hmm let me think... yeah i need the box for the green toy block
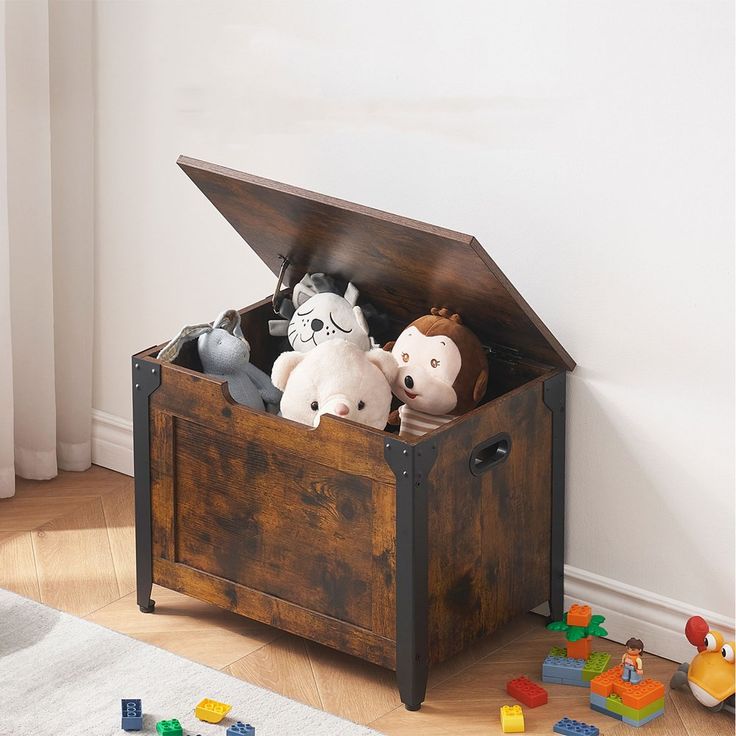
[605,693,665,721]
[549,646,567,657]
[582,652,611,681]
[156,719,182,736]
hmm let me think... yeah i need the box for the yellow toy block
[194,698,232,723]
[500,704,525,733]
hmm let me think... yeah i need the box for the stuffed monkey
[384,307,488,437]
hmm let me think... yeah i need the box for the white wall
[93,1,734,639]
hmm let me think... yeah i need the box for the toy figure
[383,307,488,437]
[621,638,645,684]
[670,615,735,713]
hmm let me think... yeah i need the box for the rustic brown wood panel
[150,410,175,560]
[371,481,396,640]
[149,363,395,485]
[172,418,375,628]
[426,375,554,664]
[177,156,575,371]
[153,558,396,669]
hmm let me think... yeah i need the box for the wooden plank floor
[1,466,733,735]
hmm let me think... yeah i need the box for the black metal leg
[132,356,161,615]
[544,372,567,623]
[386,438,436,711]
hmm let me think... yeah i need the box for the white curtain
[0,0,94,498]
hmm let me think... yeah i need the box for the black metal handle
[469,433,511,476]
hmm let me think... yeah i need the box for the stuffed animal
[157,309,282,413]
[268,273,373,352]
[271,339,398,429]
[384,307,489,438]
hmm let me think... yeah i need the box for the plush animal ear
[157,323,211,362]
[344,281,360,306]
[382,340,395,353]
[353,306,369,336]
[366,348,399,384]
[473,369,489,403]
[271,350,306,391]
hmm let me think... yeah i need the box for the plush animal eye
[401,352,409,363]
[722,644,735,662]
[310,401,319,411]
[430,358,440,368]
[705,633,719,651]
[358,401,365,410]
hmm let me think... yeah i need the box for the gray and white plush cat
[158,309,281,413]
[268,273,372,353]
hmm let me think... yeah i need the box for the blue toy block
[589,693,607,708]
[227,722,255,736]
[622,709,664,728]
[121,699,143,731]
[553,716,600,736]
[542,675,563,683]
[543,656,585,677]
[559,677,590,687]
[590,702,622,721]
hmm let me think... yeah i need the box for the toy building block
[500,704,525,733]
[506,676,548,707]
[155,719,182,736]
[121,699,143,731]
[566,605,592,628]
[227,723,256,736]
[195,697,232,723]
[581,652,610,681]
[542,654,587,687]
[552,716,599,735]
[589,667,665,727]
[567,637,592,660]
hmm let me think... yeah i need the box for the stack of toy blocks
[543,605,610,687]
[589,664,665,727]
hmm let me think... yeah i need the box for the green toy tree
[547,604,608,659]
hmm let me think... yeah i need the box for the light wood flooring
[0,466,733,735]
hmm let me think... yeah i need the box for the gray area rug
[0,589,384,735]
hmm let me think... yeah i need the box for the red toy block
[567,604,592,627]
[507,676,548,708]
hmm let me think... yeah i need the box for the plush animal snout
[311,318,324,332]
[404,375,414,389]
[333,402,350,416]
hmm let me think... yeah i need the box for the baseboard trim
[91,409,133,476]
[564,564,735,663]
[89,409,735,663]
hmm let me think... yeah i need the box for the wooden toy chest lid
[177,155,575,371]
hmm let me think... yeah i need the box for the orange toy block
[566,637,592,660]
[618,678,666,709]
[567,604,592,627]
[590,666,665,709]
[591,665,623,697]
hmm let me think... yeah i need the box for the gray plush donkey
[157,309,281,413]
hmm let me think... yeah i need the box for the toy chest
[132,156,575,710]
